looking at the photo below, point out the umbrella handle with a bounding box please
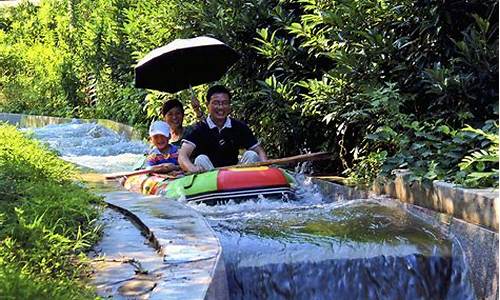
[188,84,195,98]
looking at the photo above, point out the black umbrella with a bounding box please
[134,36,240,93]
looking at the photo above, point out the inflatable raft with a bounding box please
[123,166,296,204]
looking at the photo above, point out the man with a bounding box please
[178,85,267,172]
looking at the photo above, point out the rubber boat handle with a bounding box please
[183,174,198,189]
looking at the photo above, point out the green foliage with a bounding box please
[0,124,101,298]
[365,119,499,187]
[0,0,191,126]
[0,0,497,187]
[0,263,97,300]
[345,150,388,185]
[369,120,465,181]
[0,123,75,183]
[0,42,72,115]
[457,121,499,187]
[123,0,188,58]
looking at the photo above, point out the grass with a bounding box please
[0,123,102,299]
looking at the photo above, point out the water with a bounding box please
[27,122,475,300]
[24,120,147,173]
[191,194,474,299]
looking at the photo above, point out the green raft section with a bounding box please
[123,166,296,203]
[163,170,219,198]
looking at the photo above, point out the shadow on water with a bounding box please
[201,198,475,300]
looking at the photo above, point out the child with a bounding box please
[145,120,180,174]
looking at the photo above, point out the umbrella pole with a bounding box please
[188,84,195,98]
[189,84,204,120]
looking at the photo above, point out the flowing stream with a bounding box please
[190,189,474,299]
[26,121,475,299]
[24,121,147,173]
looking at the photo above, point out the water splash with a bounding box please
[205,197,474,299]
[25,121,147,173]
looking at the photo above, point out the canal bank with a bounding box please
[93,191,228,299]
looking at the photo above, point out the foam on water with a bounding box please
[189,172,325,217]
[202,196,473,299]
[25,121,147,173]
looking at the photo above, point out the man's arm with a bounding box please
[238,120,267,162]
[178,142,203,172]
[252,145,268,161]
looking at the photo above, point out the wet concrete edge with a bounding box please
[372,171,498,231]
[105,201,164,255]
[311,177,499,300]
[103,192,229,300]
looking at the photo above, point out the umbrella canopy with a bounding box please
[134,36,240,93]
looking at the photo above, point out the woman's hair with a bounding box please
[161,99,184,116]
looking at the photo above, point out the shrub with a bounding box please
[0,124,101,298]
[0,0,497,187]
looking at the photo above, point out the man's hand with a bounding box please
[191,97,204,119]
[179,142,200,172]
[253,145,268,162]
[191,165,205,173]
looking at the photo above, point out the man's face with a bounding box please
[208,92,231,124]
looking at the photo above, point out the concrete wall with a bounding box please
[372,170,498,231]
[101,192,229,300]
[312,177,499,300]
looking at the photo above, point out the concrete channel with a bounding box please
[312,177,499,299]
[1,112,498,299]
[92,191,229,299]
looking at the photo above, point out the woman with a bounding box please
[161,98,203,146]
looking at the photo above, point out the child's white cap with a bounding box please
[149,121,170,138]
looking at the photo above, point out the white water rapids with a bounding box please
[24,120,147,173]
